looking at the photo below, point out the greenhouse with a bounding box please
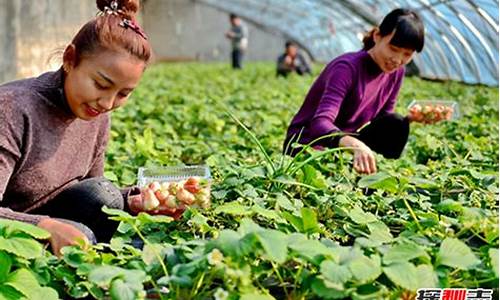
[0,0,498,299]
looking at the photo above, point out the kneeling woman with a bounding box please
[284,9,425,174]
[0,0,150,254]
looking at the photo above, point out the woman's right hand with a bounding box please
[37,218,89,256]
[339,136,377,174]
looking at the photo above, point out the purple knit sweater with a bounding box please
[285,50,405,147]
[0,69,110,224]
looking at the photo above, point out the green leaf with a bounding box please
[240,292,275,300]
[311,277,349,299]
[0,237,44,259]
[282,212,304,232]
[358,172,398,193]
[416,264,438,288]
[214,230,241,258]
[102,207,135,222]
[409,177,439,190]
[301,207,320,233]
[137,213,173,224]
[0,252,12,283]
[88,266,147,288]
[213,202,252,216]
[367,221,393,244]
[348,206,377,224]
[255,230,288,263]
[109,278,136,300]
[287,233,338,264]
[104,171,119,182]
[4,269,58,300]
[320,260,352,285]
[0,219,50,240]
[383,262,419,291]
[142,244,165,266]
[348,255,381,283]
[0,285,24,300]
[437,238,480,270]
[383,242,428,265]
[489,248,499,277]
[251,205,284,222]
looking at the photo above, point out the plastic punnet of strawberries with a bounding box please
[408,103,454,124]
[128,177,210,219]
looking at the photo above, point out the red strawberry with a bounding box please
[176,187,195,205]
[184,177,201,194]
[143,189,160,211]
[148,181,161,192]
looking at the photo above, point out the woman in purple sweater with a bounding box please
[0,0,150,254]
[284,9,425,174]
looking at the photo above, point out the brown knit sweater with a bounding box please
[0,68,110,224]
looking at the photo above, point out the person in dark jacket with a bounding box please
[277,41,312,77]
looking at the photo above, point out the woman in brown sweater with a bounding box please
[0,0,151,254]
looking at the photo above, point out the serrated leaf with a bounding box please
[489,248,499,277]
[348,206,377,224]
[311,277,349,299]
[301,208,320,233]
[348,255,381,283]
[240,292,275,300]
[367,221,393,244]
[320,260,351,285]
[4,269,58,300]
[437,238,480,270]
[416,264,438,288]
[142,244,164,266]
[0,252,12,283]
[383,242,428,265]
[383,262,419,291]
[256,230,288,263]
[0,219,50,240]
[287,233,339,264]
[0,237,44,259]
[109,278,136,300]
[358,172,398,193]
[213,202,251,215]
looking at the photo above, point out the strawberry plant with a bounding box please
[1,62,498,299]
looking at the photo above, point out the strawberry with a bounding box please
[155,189,170,204]
[143,188,160,211]
[176,187,195,205]
[184,177,201,194]
[148,181,161,192]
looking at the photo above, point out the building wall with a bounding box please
[0,0,293,83]
[142,0,288,62]
[0,0,95,83]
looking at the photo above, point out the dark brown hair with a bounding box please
[69,0,152,66]
[363,8,425,53]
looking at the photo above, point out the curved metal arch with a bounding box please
[443,2,498,79]
[195,0,497,85]
[416,0,483,83]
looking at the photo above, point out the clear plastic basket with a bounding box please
[407,100,460,120]
[137,165,211,187]
[136,165,212,213]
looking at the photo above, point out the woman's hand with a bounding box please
[37,218,89,256]
[339,136,377,174]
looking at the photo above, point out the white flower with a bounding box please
[214,288,229,300]
[207,248,224,266]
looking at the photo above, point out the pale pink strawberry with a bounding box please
[176,187,195,205]
[143,189,160,211]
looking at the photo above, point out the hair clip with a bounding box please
[119,19,148,40]
[103,0,124,16]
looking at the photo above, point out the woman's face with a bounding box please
[63,47,145,120]
[368,30,415,73]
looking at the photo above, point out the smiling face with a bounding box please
[368,29,415,73]
[62,46,145,120]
